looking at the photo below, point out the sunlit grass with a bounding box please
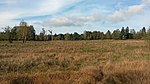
[0,40,150,84]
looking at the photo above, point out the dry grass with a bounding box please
[0,40,150,84]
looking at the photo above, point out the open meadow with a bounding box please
[0,40,150,84]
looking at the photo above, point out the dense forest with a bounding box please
[0,20,150,43]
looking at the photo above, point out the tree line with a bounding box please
[0,21,150,43]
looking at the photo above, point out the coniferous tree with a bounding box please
[142,27,146,38]
[104,30,112,39]
[125,27,129,39]
[120,27,126,40]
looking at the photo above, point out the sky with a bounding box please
[0,0,150,34]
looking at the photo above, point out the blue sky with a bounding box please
[0,0,150,34]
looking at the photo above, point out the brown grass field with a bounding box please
[0,40,150,84]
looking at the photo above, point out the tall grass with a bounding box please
[0,40,150,84]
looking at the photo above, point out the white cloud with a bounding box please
[35,14,105,27]
[44,17,74,27]
[127,4,145,14]
[143,0,150,4]
[36,17,83,27]
[0,12,20,27]
[108,10,125,22]
[75,16,98,22]
[108,4,145,22]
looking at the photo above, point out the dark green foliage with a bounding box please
[73,32,80,40]
[27,25,35,41]
[53,34,64,40]
[112,29,121,40]
[1,26,13,43]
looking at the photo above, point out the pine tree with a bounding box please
[104,30,112,39]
